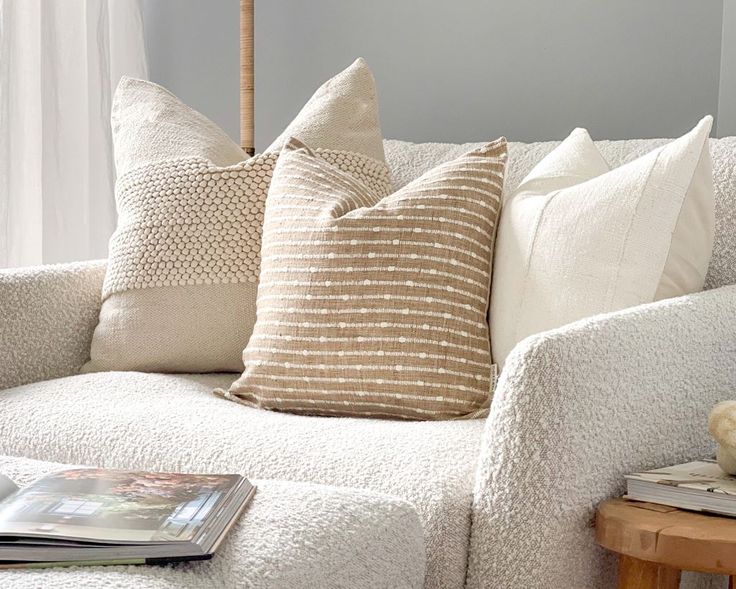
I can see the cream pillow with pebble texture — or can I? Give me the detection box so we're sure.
[84,58,391,373]
[221,137,507,420]
[491,116,715,367]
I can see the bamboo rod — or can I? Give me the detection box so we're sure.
[240,0,255,156]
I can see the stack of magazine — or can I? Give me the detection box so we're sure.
[0,468,255,568]
[626,459,736,516]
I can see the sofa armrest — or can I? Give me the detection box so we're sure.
[0,261,105,390]
[466,286,736,589]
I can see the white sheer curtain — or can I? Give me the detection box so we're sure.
[0,0,147,268]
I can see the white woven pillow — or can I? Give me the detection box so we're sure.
[84,59,391,373]
[491,116,715,366]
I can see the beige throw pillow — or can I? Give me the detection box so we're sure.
[491,116,714,366]
[221,137,507,420]
[85,59,391,373]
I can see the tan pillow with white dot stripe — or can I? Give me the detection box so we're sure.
[84,58,390,373]
[221,136,507,420]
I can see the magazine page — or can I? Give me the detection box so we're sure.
[0,476,18,503]
[0,469,240,544]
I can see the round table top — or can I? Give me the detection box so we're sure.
[596,498,736,575]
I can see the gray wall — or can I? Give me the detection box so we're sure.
[719,0,736,137]
[142,0,240,141]
[143,0,734,150]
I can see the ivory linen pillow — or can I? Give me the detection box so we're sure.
[84,58,391,373]
[221,137,507,420]
[491,116,715,366]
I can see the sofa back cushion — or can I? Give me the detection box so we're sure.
[384,135,736,290]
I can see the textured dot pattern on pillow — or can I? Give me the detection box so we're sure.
[104,151,390,296]
[222,137,507,420]
[84,58,391,373]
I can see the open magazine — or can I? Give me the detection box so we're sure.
[0,468,255,568]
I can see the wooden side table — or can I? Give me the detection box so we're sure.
[596,498,736,588]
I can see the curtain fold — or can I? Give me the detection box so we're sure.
[0,0,147,268]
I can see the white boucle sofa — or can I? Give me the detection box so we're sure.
[2,137,736,589]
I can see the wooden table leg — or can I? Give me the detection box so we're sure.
[618,555,681,589]
[729,575,735,589]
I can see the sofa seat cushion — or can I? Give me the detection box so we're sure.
[0,455,425,589]
[0,372,486,589]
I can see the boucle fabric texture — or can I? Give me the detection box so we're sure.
[85,58,390,374]
[0,372,483,589]
[491,117,714,365]
[3,274,735,589]
[0,456,425,589]
[384,134,736,291]
[0,261,105,390]
[225,138,506,420]
[467,284,736,589]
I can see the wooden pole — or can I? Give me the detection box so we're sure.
[240,0,255,156]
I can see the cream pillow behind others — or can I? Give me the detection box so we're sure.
[491,116,714,366]
[84,58,391,373]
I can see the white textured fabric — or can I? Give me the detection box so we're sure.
[0,261,105,390]
[0,372,483,589]
[0,456,425,589]
[655,128,715,300]
[86,60,391,373]
[467,284,736,589]
[266,58,386,162]
[384,135,736,291]
[3,264,735,589]
[110,77,246,177]
[491,117,714,365]
[0,0,147,267]
[102,150,389,299]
